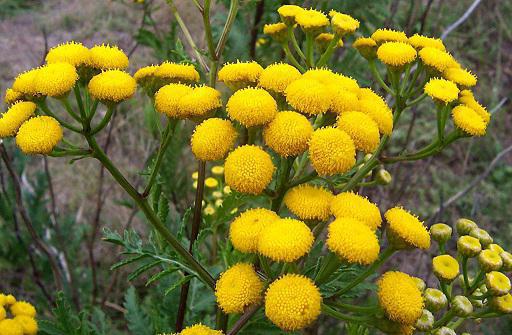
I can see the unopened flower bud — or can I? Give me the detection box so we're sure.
[487,244,504,254]
[434,326,456,335]
[456,218,477,235]
[357,163,373,178]
[457,235,482,257]
[415,309,434,331]
[353,37,377,60]
[413,277,426,292]
[425,288,448,311]
[452,295,473,316]
[263,23,288,43]
[469,228,493,247]
[433,254,459,282]
[315,33,343,52]
[376,169,392,185]
[472,289,485,308]
[430,223,452,244]
[212,191,223,199]
[485,271,511,296]
[478,249,503,272]
[501,251,512,271]
[492,293,512,314]
[5,295,16,305]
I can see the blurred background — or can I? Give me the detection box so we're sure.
[0,0,510,334]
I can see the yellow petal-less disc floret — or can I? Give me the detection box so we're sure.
[229,208,279,253]
[295,9,329,32]
[283,184,333,221]
[337,111,381,153]
[443,68,477,87]
[263,111,313,157]
[215,263,264,314]
[302,68,359,93]
[180,86,222,118]
[264,274,322,331]
[257,63,301,94]
[459,90,490,124]
[493,293,512,314]
[371,29,408,44]
[419,47,458,72]
[89,44,128,70]
[133,65,158,83]
[263,23,287,42]
[226,87,277,127]
[154,84,193,118]
[0,319,23,335]
[330,11,360,35]
[0,101,36,138]
[4,88,22,105]
[485,271,511,296]
[277,5,305,25]
[377,42,417,67]
[153,61,200,83]
[191,118,238,161]
[14,315,37,335]
[330,192,382,230]
[218,61,263,90]
[16,116,63,155]
[180,324,223,335]
[356,88,394,135]
[377,271,424,325]
[432,255,460,282]
[452,105,487,136]
[33,63,78,97]
[285,78,331,115]
[353,37,377,59]
[327,217,380,265]
[424,78,459,104]
[10,301,36,317]
[224,145,275,195]
[385,207,430,250]
[258,218,314,262]
[45,41,90,67]
[88,70,136,103]
[408,34,445,51]
[330,88,359,114]
[12,68,40,96]
[308,127,356,176]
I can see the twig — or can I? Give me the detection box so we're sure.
[227,304,261,335]
[249,0,265,59]
[441,0,482,40]
[419,0,435,34]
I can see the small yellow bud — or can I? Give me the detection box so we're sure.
[204,205,215,216]
[424,288,447,311]
[469,227,493,247]
[376,169,392,185]
[434,326,456,335]
[263,23,288,43]
[192,171,199,180]
[485,271,511,296]
[501,251,512,271]
[478,249,503,272]
[430,223,452,243]
[212,191,223,199]
[492,293,512,313]
[415,309,434,331]
[457,235,482,258]
[452,295,473,316]
[456,218,477,235]
[487,244,504,254]
[433,254,459,282]
[413,277,426,292]
[211,166,224,175]
[353,37,377,60]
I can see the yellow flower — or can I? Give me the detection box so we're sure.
[302,68,359,93]
[10,301,36,317]
[330,11,359,35]
[205,177,219,188]
[315,33,344,50]
[16,116,63,155]
[432,255,459,282]
[385,207,430,250]
[257,63,301,94]
[327,217,380,265]
[478,249,503,272]
[377,271,424,325]
[492,293,512,313]
[0,319,23,335]
[337,111,380,153]
[371,29,408,44]
[218,61,263,90]
[229,208,278,253]
[12,68,40,96]
[330,88,359,114]
[224,145,275,195]
[459,90,490,124]
[285,78,331,115]
[226,88,277,127]
[418,47,458,72]
[0,101,36,138]
[457,235,482,257]
[263,111,313,157]
[485,271,511,296]
[263,23,287,42]
[0,306,4,320]
[424,78,459,104]
[180,86,222,118]
[295,9,329,32]
[377,42,417,67]
[153,61,200,83]
[180,324,223,335]
[330,192,382,230]
[215,263,263,314]
[45,41,90,66]
[13,316,37,335]
[353,37,377,59]
[154,84,193,118]
[4,88,22,105]
[356,88,394,135]
[443,67,477,87]
[408,34,445,51]
[308,127,356,176]
[204,205,215,216]
[283,184,333,221]
[277,5,305,25]
[191,118,237,161]
[487,244,504,254]
[211,166,224,175]
[33,63,78,97]
[258,218,314,262]
[89,44,129,70]
[133,65,158,82]
[264,274,322,331]
[88,70,136,103]
[452,105,487,136]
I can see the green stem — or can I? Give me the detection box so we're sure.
[322,303,374,323]
[406,93,427,107]
[202,0,216,58]
[215,0,239,59]
[404,62,423,97]
[462,256,470,294]
[73,85,85,119]
[288,26,306,60]
[288,171,318,188]
[271,157,293,212]
[469,270,485,294]
[316,34,341,67]
[49,148,91,157]
[433,309,456,328]
[330,301,381,314]
[37,101,82,133]
[305,32,315,68]
[369,60,393,95]
[90,105,115,135]
[60,96,82,122]
[315,252,341,284]
[282,43,306,72]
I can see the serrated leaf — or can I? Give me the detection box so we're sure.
[111,254,148,271]
[164,275,193,296]
[127,260,162,282]
[146,267,178,287]
[124,286,152,335]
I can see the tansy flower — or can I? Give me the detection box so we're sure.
[33,63,78,97]
[315,33,344,51]
[224,145,275,195]
[0,101,36,138]
[0,319,23,335]
[432,255,459,282]
[218,61,263,90]
[385,207,430,250]
[424,78,459,104]
[419,47,458,72]
[330,192,382,230]
[4,88,22,105]
[263,111,313,157]
[337,111,380,153]
[191,118,237,161]
[330,88,359,114]
[13,316,37,335]
[258,63,301,94]
[154,84,193,118]
[377,271,424,325]
[258,218,314,262]
[408,34,445,51]
[211,166,224,175]
[0,294,16,305]
[16,116,63,155]
[277,5,305,25]
[204,205,215,215]
[327,217,380,265]
[308,127,356,176]
[283,184,333,221]
[88,70,136,103]
[180,324,223,335]
[0,306,4,320]
[469,227,493,247]
[492,293,512,313]
[295,9,329,32]
[153,61,200,83]
[330,11,359,35]
[459,90,490,124]
[353,37,377,59]
[133,65,158,83]
[263,23,287,42]
[457,235,482,257]
[371,28,408,44]
[485,271,511,296]
[215,263,264,314]
[286,78,331,115]
[205,177,219,188]
[179,86,222,118]
[443,67,477,87]
[487,244,504,254]
[10,301,36,317]
[89,44,129,70]
[424,288,448,311]
[452,105,487,136]
[502,251,512,271]
[226,88,277,127]
[377,42,417,67]
[45,41,90,66]
[12,68,40,96]
[478,249,503,272]
[229,208,279,253]
[302,68,359,93]
[356,88,394,135]
[264,274,322,331]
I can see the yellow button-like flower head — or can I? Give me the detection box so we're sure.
[377,42,417,68]
[295,9,329,33]
[263,23,288,42]
[13,316,37,335]
[443,67,477,88]
[218,61,263,90]
[478,249,503,272]
[33,63,78,97]
[353,37,377,59]
[424,78,459,104]
[277,5,305,25]
[180,324,223,335]
[432,254,459,282]
[452,105,487,136]
[180,86,222,118]
[371,29,408,44]
[16,116,63,155]
[337,111,380,153]
[12,68,41,96]
[330,88,359,114]
[88,70,136,103]
[385,207,430,250]
[302,68,359,93]
[308,127,356,176]
[485,271,511,296]
[330,192,382,230]
[356,88,394,135]
[226,88,277,127]
[0,101,36,138]
[419,47,458,72]
[0,319,23,335]
[191,118,237,161]
[330,11,359,35]
[492,293,512,314]
[153,61,200,84]
[263,111,313,157]
[408,34,445,51]
[46,41,90,67]
[257,63,301,95]
[457,235,482,257]
[285,78,331,115]
[10,301,36,317]
[4,88,22,105]
[283,184,333,221]
[459,90,490,124]
[89,44,129,70]
[229,208,279,253]
[154,83,193,118]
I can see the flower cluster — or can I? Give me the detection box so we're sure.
[0,293,38,335]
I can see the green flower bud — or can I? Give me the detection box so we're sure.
[472,289,485,308]
[433,254,459,282]
[376,169,392,185]
[469,228,493,247]
[491,293,512,313]
[485,271,511,296]
[413,277,426,292]
[456,218,477,235]
[457,235,482,257]
[501,251,512,271]
[452,295,473,316]
[478,249,503,272]
[415,309,434,331]
[479,283,488,294]
[425,288,448,311]
[434,326,456,335]
[430,223,452,243]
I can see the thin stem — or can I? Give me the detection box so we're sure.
[322,304,373,323]
[271,157,293,212]
[330,301,381,313]
[305,32,314,67]
[60,96,82,122]
[37,101,82,133]
[282,43,306,72]
[406,92,427,107]
[227,304,261,335]
[316,34,340,67]
[462,256,470,294]
[203,0,216,58]
[215,0,239,59]
[90,105,115,135]
[369,60,394,95]
[469,270,485,294]
[434,309,456,328]
[288,26,306,60]
[288,171,318,188]
[73,85,85,119]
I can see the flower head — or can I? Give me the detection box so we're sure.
[295,9,329,32]
[424,288,448,311]
[263,23,287,42]
[330,88,359,114]
[457,235,482,257]
[154,61,200,83]
[88,70,136,103]
[205,177,218,188]
[191,118,237,161]
[330,12,359,35]
[33,63,78,97]
[408,34,445,51]
[226,88,277,127]
[432,255,459,282]
[264,274,322,331]
[180,86,222,118]
[45,41,90,66]
[485,271,511,296]
[443,67,477,87]
[89,44,129,70]
[154,83,193,118]
[371,29,408,44]
[180,324,223,335]
[218,61,263,90]
[385,207,430,249]
[0,319,23,335]
[12,68,40,96]
[459,90,490,124]
[424,78,459,104]
[0,101,36,138]
[283,184,333,221]
[353,37,377,59]
[13,316,37,335]
[356,88,393,135]
[308,127,356,176]
[4,88,22,105]
[263,111,313,157]
[277,5,305,25]
[229,208,279,253]
[302,68,359,93]
[478,249,503,272]
[337,111,380,153]
[429,223,452,243]
[257,63,301,94]
[224,145,275,195]
[10,301,36,317]
[134,65,158,83]
[330,192,382,230]
[377,42,417,68]
[452,105,487,136]
[492,293,512,313]
[16,116,62,155]
[285,78,331,115]
[419,47,458,72]
[327,217,380,265]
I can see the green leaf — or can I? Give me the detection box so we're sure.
[164,275,193,296]
[127,260,162,282]
[124,286,152,335]
[146,267,178,287]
